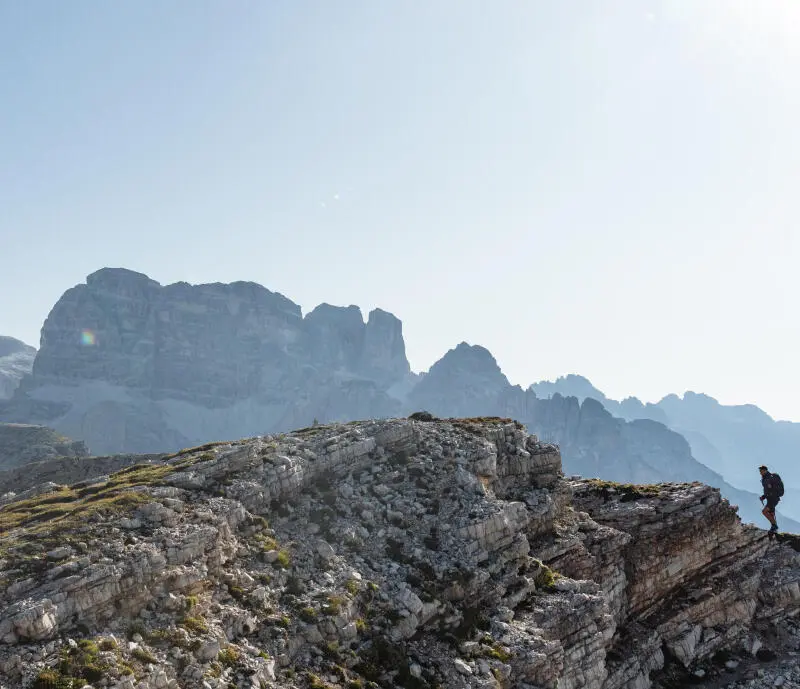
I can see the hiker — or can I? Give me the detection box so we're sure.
[759,464,784,535]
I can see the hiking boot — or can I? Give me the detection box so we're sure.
[770,524,779,533]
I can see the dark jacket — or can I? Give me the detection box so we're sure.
[761,471,782,500]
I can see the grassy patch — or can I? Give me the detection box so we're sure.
[295,426,324,436]
[0,487,151,547]
[0,454,216,565]
[584,479,661,502]
[251,515,270,530]
[205,662,223,679]
[163,440,229,460]
[147,628,188,648]
[533,562,561,591]
[228,585,246,602]
[453,417,515,425]
[131,647,157,665]
[254,533,279,551]
[308,672,335,689]
[323,595,346,615]
[126,622,147,640]
[32,668,82,689]
[97,638,117,652]
[180,616,209,635]
[33,638,115,688]
[479,637,512,662]
[299,606,318,623]
[184,595,199,611]
[218,646,240,667]
[1,464,174,540]
[274,549,291,569]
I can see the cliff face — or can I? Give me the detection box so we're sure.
[0,337,35,401]
[3,269,410,454]
[0,418,797,689]
[2,269,785,531]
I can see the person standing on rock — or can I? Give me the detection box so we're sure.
[759,465,784,536]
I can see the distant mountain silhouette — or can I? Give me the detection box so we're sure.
[0,336,35,400]
[2,268,793,530]
[531,375,800,522]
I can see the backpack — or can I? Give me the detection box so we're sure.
[773,473,785,497]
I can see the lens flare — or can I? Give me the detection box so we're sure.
[81,329,96,346]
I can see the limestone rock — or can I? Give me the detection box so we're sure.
[0,417,797,689]
[2,269,410,454]
[0,451,164,497]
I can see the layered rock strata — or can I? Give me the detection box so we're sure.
[0,418,797,689]
[0,452,164,501]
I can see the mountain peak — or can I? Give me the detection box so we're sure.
[0,336,35,359]
[86,267,161,290]
[529,374,606,403]
[432,342,507,378]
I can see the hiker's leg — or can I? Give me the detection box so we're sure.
[766,500,779,529]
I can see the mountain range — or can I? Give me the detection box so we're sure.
[530,374,800,521]
[1,267,797,530]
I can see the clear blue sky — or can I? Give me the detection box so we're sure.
[2,2,799,420]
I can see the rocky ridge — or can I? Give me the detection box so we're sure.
[0,452,164,503]
[0,417,798,689]
[0,269,791,532]
[407,354,799,532]
[0,338,35,401]
[0,424,89,471]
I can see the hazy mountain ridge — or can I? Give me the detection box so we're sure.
[402,346,800,529]
[1,268,792,529]
[531,374,800,521]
